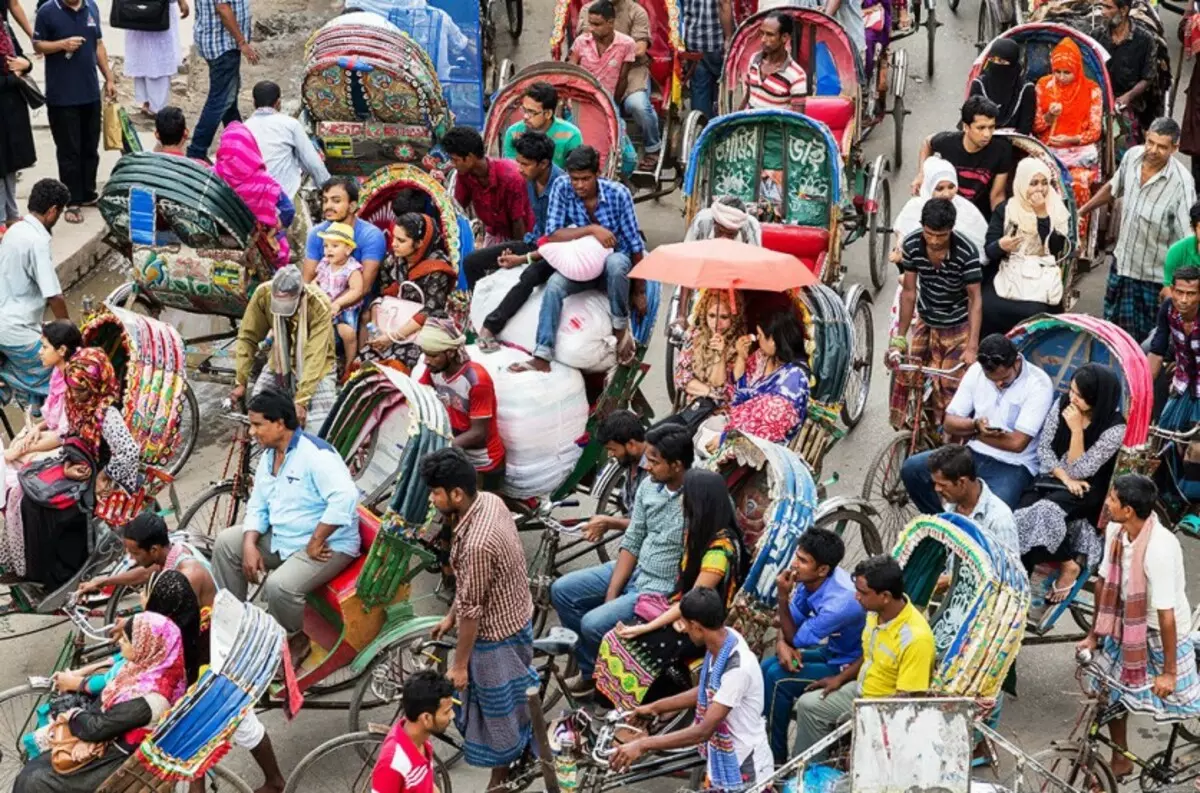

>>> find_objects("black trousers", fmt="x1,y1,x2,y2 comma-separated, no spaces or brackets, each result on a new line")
482,259,555,335
463,240,535,290
47,102,101,205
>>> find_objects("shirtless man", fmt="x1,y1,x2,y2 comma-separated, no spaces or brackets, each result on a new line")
78,512,215,608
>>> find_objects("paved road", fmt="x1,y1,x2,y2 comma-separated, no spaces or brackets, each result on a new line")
4,0,1199,789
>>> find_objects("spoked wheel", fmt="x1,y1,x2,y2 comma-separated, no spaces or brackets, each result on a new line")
861,431,925,551
976,0,998,51
841,288,873,429
665,287,681,406
891,94,906,172
103,583,145,624
177,480,246,557
676,110,707,189
925,2,937,78
283,729,452,793
814,507,884,570
590,464,631,564
505,0,522,38
183,766,255,792
1020,746,1117,793
160,380,200,477
0,683,50,789
867,176,892,291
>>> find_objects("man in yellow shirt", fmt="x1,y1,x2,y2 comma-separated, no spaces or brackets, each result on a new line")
791,555,936,757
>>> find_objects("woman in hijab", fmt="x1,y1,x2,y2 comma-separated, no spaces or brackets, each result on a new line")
1014,363,1126,599
360,212,457,372
14,612,187,793
969,39,1036,134
1034,37,1102,238
214,122,295,267
980,156,1072,336
20,348,142,590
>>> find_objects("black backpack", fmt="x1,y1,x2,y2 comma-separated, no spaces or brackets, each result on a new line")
109,0,169,32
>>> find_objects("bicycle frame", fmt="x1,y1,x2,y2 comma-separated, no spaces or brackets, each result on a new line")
890,357,965,454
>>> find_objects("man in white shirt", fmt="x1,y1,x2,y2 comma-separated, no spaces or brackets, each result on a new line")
244,81,331,199
903,333,1054,511
609,587,774,790
1078,474,1200,779
0,179,71,411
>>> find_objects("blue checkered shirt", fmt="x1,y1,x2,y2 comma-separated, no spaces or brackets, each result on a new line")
681,0,723,52
193,0,250,60
545,177,645,257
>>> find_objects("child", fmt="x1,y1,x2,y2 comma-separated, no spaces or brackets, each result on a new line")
315,223,366,378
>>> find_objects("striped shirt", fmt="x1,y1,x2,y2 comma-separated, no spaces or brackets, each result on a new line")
899,229,982,328
193,0,250,60
747,53,807,109
619,477,686,594
450,492,534,641
1110,146,1196,284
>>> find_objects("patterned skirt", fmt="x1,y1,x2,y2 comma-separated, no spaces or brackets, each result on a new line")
595,623,701,711
889,320,969,429
457,623,538,768
1085,632,1200,721
1103,269,1162,344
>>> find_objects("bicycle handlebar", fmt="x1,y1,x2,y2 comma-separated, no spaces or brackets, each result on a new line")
889,357,968,378
64,593,117,643
1076,650,1153,695
1149,424,1200,443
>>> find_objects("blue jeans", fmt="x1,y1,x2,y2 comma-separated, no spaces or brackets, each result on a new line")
690,50,723,118
188,49,242,159
549,561,638,678
533,252,631,360
901,447,1033,513
762,649,843,765
623,90,661,153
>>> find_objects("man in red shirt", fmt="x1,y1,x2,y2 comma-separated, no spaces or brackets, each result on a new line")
416,317,507,491
371,670,455,793
443,125,533,247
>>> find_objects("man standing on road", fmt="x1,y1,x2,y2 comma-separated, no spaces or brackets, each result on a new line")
33,0,116,225
913,96,1013,220
681,0,732,118
188,0,258,160
1082,117,1195,344
0,179,71,411
302,176,388,305
424,447,535,792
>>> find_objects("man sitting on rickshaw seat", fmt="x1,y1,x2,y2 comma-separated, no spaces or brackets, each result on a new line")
152,106,201,162
926,444,1019,556
508,145,646,374
302,177,389,305
674,196,762,331
745,13,807,112
1148,266,1200,492
212,388,361,669
229,266,339,432
791,555,935,759
582,410,648,543
902,334,1055,511
502,81,584,170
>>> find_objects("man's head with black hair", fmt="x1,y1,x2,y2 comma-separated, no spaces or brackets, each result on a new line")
155,106,188,148
521,82,559,134
678,586,727,646
1107,473,1157,522
977,333,1021,386
959,94,999,151
122,511,171,568
853,555,906,614
790,527,844,586
402,669,456,734
1173,266,1200,321
565,145,602,202
513,131,557,184
421,447,478,517
644,424,693,486
252,81,282,110
321,176,361,223
28,179,70,229
247,387,300,452
927,445,979,508
597,410,647,466
442,126,487,176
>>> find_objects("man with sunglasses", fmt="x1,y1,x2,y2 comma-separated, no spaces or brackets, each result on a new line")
901,333,1055,511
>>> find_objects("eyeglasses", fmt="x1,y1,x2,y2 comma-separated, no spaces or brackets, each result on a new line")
521,106,549,117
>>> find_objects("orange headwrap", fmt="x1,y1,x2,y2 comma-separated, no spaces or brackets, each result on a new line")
1037,38,1092,140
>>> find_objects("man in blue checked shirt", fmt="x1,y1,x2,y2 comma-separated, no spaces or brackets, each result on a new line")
188,0,258,159
212,388,360,666
760,527,865,764
508,144,647,373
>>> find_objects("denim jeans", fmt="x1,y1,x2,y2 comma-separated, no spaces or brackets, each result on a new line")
623,90,661,153
690,50,723,118
188,49,243,159
762,649,843,765
901,447,1033,512
533,252,632,360
549,561,638,678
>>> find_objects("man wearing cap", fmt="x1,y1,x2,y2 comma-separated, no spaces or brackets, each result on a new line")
229,265,339,431
675,195,762,329
417,317,506,490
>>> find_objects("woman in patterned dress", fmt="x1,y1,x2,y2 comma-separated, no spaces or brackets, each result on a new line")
672,289,744,409
594,469,748,711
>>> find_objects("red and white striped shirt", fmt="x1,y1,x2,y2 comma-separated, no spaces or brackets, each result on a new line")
372,721,437,793
746,52,807,109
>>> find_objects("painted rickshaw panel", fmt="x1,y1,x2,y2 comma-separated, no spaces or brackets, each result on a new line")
357,163,470,271
481,62,624,178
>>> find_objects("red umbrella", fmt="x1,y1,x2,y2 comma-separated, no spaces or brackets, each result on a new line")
628,238,818,291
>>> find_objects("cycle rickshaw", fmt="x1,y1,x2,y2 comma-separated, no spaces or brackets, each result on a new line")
548,0,706,201
678,109,876,440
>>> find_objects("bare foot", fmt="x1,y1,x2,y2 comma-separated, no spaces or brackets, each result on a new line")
1110,754,1134,780
1047,560,1082,603
508,357,551,373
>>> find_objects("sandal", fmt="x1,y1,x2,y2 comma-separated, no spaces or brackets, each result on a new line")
63,206,84,224
476,331,501,353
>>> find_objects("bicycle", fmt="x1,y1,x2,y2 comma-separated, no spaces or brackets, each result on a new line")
860,356,965,548
1027,650,1200,793
1147,423,1200,541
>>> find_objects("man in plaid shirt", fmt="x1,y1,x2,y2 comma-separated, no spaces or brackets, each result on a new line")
188,0,259,159
508,145,648,374
682,0,732,117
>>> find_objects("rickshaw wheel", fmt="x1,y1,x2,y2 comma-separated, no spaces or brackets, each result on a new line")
0,683,48,789
841,289,874,429
891,94,906,172
188,766,254,792
861,431,924,550
284,730,452,793
925,3,937,79
177,480,245,558
505,0,522,38
867,177,892,291
814,508,884,567
975,0,998,51
1067,583,1094,634
159,380,200,478
1178,716,1200,744
1025,747,1117,793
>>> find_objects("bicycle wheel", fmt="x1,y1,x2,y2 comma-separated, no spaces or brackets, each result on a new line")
860,431,923,550
0,683,51,789
284,730,452,793
104,583,145,623
1020,745,1117,793
505,0,522,38
841,287,874,429
814,508,884,569
178,480,245,557
160,381,201,478
186,765,255,792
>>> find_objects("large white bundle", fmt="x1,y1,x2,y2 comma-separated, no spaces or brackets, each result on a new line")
468,265,616,373
467,345,588,498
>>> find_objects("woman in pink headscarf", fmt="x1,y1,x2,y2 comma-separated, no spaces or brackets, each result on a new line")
214,122,295,266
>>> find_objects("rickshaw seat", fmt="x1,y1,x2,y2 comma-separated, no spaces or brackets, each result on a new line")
800,96,854,153
315,506,379,613
760,224,829,275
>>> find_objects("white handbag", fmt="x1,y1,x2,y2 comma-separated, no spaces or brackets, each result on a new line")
994,251,1063,305
374,281,426,342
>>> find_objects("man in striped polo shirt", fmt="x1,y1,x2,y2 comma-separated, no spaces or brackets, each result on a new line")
745,12,806,110
890,197,983,425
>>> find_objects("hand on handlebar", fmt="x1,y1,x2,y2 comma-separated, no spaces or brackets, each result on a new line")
76,578,102,596
609,737,647,772
52,671,84,693
431,612,456,641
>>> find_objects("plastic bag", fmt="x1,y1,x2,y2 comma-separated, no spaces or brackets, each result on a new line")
103,102,123,151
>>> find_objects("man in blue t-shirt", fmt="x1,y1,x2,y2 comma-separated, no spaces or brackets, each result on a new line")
33,0,117,224
302,176,388,305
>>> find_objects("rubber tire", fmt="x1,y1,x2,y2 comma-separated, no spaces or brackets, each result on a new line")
283,731,452,793
976,0,997,52
949,0,960,14
860,431,924,551
891,93,905,172
505,0,522,38
103,583,144,624
814,508,884,563
867,176,891,291
925,3,937,78
0,683,50,789
194,766,255,792
665,334,678,407
177,480,244,557
841,292,874,429
1028,746,1117,793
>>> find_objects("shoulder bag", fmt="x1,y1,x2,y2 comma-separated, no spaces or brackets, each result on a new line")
48,712,106,775
18,437,95,510
16,73,45,109
994,251,1063,305
109,0,170,31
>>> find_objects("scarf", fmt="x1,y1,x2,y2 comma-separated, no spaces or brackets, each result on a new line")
0,20,15,74
1093,516,1155,687
892,159,988,254
402,213,457,282
695,629,742,790
1168,301,1200,397
270,286,311,394
1051,363,1124,454
146,569,202,684
416,315,466,354
976,39,1026,127
1004,157,1072,243
64,347,120,457
1035,38,1094,140
709,199,749,232
215,122,290,262
102,612,187,711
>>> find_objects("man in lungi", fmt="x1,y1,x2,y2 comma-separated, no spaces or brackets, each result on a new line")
425,447,536,789
1081,117,1195,343
1077,474,1200,780
0,179,72,412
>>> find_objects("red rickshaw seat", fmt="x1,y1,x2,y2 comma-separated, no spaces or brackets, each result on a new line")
760,224,829,274
800,96,854,154
315,506,379,613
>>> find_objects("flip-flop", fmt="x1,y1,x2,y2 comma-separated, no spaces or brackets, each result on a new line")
63,207,84,224
1046,581,1077,603
477,333,501,353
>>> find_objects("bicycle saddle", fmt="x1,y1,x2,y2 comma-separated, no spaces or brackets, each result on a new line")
533,626,579,657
